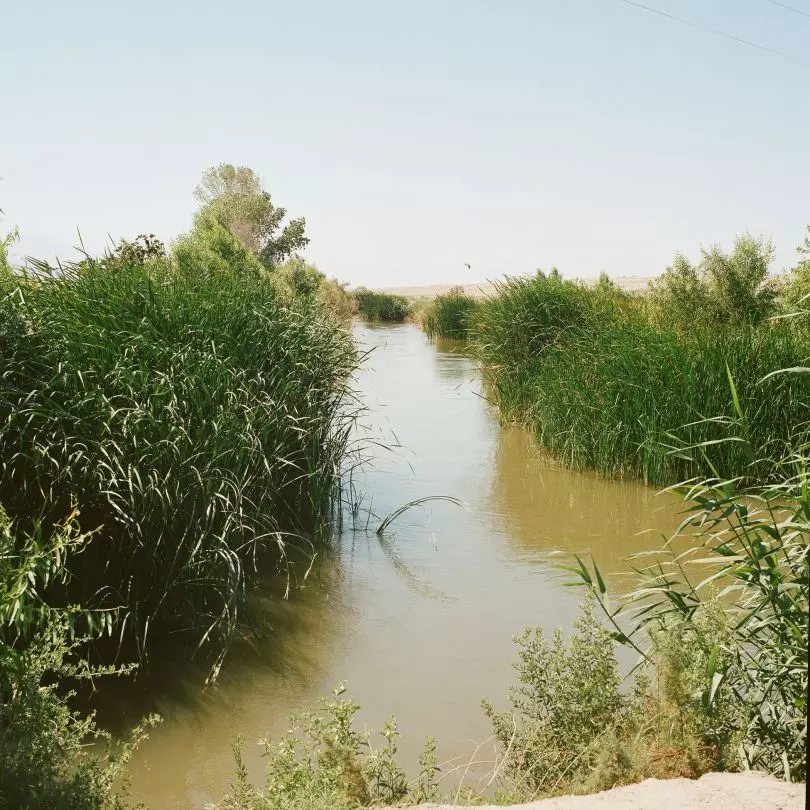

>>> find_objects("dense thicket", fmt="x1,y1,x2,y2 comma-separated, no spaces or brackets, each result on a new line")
0,248,357,666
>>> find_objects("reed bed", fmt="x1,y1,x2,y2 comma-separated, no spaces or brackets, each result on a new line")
473,274,809,484
0,255,358,666
352,288,411,322
422,288,480,339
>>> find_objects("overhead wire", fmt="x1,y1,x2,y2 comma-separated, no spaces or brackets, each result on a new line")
617,0,810,66
767,0,810,20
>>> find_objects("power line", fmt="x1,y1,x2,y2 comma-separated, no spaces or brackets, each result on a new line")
767,0,810,19
618,0,809,65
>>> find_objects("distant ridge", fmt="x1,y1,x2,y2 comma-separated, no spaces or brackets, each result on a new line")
375,277,654,299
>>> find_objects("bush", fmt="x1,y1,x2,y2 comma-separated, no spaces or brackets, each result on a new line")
780,226,810,315
648,234,779,330
422,287,480,339
483,598,747,801
353,288,411,322
0,506,156,810
274,257,357,323
212,684,440,810
483,601,625,797
0,254,358,669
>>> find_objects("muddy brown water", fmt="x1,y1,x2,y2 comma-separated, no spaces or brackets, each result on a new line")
112,322,682,808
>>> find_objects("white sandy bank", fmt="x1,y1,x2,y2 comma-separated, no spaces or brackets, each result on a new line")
408,772,804,810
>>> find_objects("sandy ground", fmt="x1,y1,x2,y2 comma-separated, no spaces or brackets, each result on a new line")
378,277,654,299
411,772,804,810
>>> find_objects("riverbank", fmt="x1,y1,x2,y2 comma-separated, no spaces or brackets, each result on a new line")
398,772,804,810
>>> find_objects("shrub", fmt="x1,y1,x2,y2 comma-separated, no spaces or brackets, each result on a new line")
173,210,265,281
483,601,625,797
571,371,809,783
0,506,156,810
212,684,440,810
483,598,748,801
0,254,358,670
648,234,778,330
780,226,810,314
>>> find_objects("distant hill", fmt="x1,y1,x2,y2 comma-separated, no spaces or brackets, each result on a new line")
375,276,654,299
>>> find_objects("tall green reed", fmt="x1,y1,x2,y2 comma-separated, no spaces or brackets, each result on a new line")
569,367,809,781
422,287,480,339
353,288,411,322
474,273,809,484
0,255,359,671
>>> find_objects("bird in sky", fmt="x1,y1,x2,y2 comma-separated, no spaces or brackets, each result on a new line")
464,262,471,271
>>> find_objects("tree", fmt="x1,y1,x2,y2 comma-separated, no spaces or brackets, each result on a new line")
192,164,309,269
173,209,264,280
0,212,18,278
649,235,778,329
780,225,810,313
701,235,777,323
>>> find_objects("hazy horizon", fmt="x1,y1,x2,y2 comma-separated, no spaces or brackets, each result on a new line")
3,0,808,286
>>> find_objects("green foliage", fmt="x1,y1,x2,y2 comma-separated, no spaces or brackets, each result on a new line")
474,264,809,484
212,684,440,810
780,226,810,314
193,163,309,270
173,209,266,280
275,255,325,297
648,235,778,329
316,277,358,323
0,253,358,671
269,257,356,322
570,380,809,783
109,234,166,267
0,220,19,278
0,507,156,810
353,288,411,322
485,600,751,801
0,630,150,810
484,601,625,797
422,287,480,339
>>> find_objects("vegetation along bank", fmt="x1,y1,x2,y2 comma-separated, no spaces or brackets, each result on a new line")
423,231,810,485
0,171,806,809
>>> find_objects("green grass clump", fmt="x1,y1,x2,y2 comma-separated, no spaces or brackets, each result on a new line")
474,272,809,484
353,288,411,322
422,287,480,339
0,254,358,667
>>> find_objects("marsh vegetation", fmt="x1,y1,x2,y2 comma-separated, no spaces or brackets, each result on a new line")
0,184,806,808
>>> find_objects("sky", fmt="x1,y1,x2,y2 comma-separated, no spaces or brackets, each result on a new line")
2,0,808,287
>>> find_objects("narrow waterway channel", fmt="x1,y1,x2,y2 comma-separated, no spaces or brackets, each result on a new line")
118,322,681,808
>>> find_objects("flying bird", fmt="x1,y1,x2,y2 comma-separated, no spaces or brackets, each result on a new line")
464,263,471,270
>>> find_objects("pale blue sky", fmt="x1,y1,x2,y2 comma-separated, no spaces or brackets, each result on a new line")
2,0,808,286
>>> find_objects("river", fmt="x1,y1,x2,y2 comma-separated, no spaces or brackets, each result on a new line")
114,322,681,808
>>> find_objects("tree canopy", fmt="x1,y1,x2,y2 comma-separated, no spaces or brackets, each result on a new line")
192,163,309,269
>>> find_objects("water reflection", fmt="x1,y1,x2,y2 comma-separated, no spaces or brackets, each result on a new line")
489,426,679,574
121,324,684,809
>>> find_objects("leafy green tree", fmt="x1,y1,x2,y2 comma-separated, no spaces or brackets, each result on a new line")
781,225,810,313
193,164,309,269
649,235,778,328
701,235,777,323
173,209,265,279
0,206,18,278
276,255,324,296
